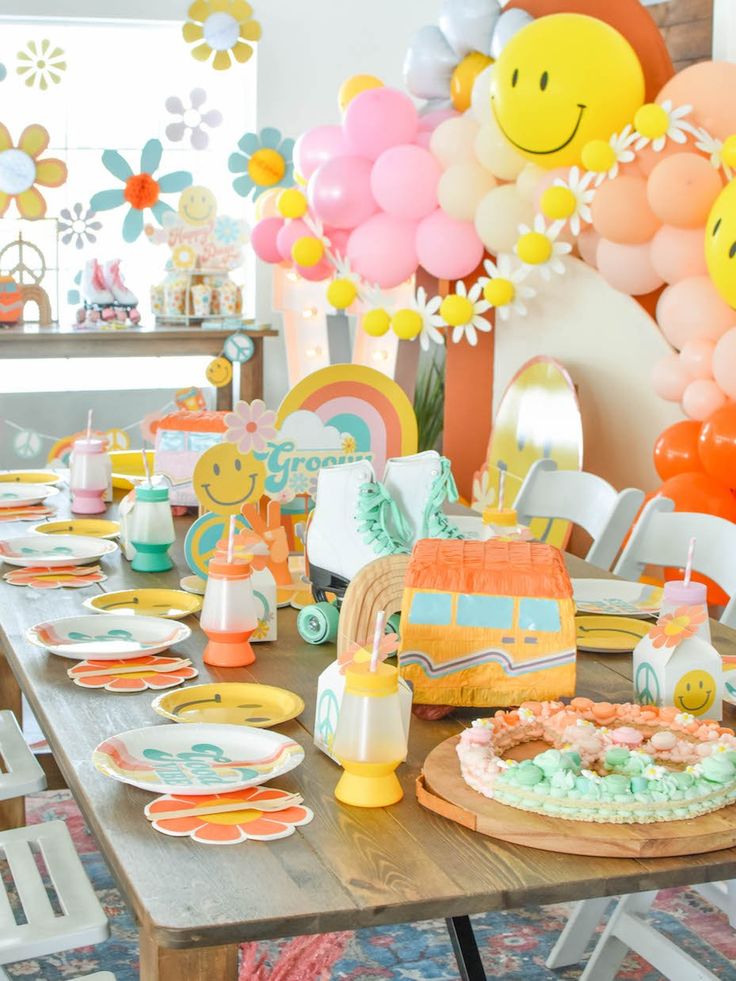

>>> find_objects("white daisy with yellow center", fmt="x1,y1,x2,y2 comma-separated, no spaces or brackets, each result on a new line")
390,286,445,348
478,254,535,322
438,281,490,347
694,128,735,181
514,216,571,282
634,100,693,153
581,124,637,186
541,166,595,237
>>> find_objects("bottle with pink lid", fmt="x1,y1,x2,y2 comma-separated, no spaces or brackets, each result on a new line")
69,437,109,515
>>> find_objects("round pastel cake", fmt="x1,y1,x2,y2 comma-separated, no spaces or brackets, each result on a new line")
456,699,736,824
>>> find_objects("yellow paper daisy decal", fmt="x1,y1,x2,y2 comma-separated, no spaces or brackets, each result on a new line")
16,39,67,90
0,123,67,219
183,0,262,71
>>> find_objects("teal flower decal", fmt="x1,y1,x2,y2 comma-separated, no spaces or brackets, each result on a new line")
90,139,192,242
228,127,294,200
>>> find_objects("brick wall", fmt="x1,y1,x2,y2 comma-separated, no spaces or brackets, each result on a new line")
647,0,713,70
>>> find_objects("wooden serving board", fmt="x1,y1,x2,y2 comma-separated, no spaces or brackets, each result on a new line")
419,734,736,858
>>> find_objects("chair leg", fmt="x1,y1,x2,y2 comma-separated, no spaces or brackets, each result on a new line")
445,916,487,981
545,896,611,968
580,893,658,981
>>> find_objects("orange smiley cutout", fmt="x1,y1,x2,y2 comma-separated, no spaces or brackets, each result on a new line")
192,442,266,516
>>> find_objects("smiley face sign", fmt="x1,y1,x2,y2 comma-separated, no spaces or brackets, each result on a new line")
178,186,218,226
673,669,717,716
206,357,233,389
192,442,266,516
491,13,645,168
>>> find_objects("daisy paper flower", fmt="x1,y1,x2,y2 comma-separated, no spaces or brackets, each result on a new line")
439,281,490,347
251,616,272,641
16,39,66,90
224,398,278,454
58,203,102,250
165,88,223,150
172,243,197,270
327,256,363,310
90,139,193,243
694,128,734,181
514,216,571,281
0,123,67,219
229,128,295,200
634,100,693,153
339,633,399,673
182,0,262,71
582,125,637,186
650,605,706,649
545,167,595,237
478,254,535,322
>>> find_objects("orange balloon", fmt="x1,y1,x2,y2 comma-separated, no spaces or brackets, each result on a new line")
591,175,660,244
646,153,723,228
658,61,736,141
657,470,736,522
653,420,703,481
698,403,736,486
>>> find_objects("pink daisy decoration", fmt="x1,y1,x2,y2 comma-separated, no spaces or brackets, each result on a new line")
224,398,278,454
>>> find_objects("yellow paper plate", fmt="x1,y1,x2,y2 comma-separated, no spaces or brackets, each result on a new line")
84,589,202,619
109,450,155,490
34,519,120,540
180,575,206,595
576,615,650,654
152,682,305,728
0,470,61,485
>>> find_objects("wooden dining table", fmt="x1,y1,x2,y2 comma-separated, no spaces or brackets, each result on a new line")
1,488,736,981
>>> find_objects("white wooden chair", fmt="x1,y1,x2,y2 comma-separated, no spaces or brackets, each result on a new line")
513,459,645,570
0,710,113,980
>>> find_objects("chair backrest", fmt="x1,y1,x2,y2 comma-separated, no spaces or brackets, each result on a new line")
0,711,45,802
513,459,645,570
615,496,736,626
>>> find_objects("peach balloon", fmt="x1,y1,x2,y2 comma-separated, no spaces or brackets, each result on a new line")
658,61,736,140
429,115,479,168
681,379,727,421
577,227,600,267
652,353,691,401
438,163,496,222
656,276,736,348
596,239,664,295
591,176,660,245
646,153,723,228
679,338,715,380
712,327,736,399
650,225,708,283
635,138,692,177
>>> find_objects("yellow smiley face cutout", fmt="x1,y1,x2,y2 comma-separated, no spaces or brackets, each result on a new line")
206,357,233,388
192,443,266,516
673,669,716,716
491,13,645,168
178,186,217,226
705,180,736,308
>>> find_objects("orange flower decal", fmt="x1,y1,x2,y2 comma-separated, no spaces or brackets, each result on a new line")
339,633,399,673
145,786,312,845
0,123,67,219
4,564,105,588
650,605,707,649
68,655,198,692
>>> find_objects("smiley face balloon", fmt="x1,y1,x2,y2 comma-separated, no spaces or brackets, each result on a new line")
491,13,645,168
705,180,736,308
193,442,266,516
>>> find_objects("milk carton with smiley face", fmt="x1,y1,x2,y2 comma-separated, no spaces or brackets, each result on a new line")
633,631,723,721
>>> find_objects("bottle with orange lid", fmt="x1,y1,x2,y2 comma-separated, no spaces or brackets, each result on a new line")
200,552,259,667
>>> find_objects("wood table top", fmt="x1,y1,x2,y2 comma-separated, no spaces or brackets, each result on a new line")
2,494,736,950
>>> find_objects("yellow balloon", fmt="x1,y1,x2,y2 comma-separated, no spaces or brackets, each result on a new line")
391,309,423,340
338,74,383,112
363,309,391,337
278,188,308,219
705,180,736,308
439,295,473,328
490,13,645,169
541,185,576,221
451,52,493,113
327,278,358,310
291,236,324,267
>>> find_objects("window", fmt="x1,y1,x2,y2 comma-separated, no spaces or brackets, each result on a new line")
408,592,452,627
519,599,561,632
456,595,514,630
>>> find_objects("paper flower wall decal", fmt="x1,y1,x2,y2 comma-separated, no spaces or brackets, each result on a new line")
183,0,262,71
0,123,67,219
165,88,223,150
58,203,102,250
16,39,67,90
229,128,294,200
89,139,192,243
0,65,6,83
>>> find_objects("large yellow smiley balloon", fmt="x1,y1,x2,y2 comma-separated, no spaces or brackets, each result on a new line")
673,669,716,716
178,185,217,226
705,180,736,308
192,443,266,516
491,13,645,168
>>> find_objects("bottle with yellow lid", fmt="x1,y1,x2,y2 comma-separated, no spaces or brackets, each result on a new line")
480,506,533,542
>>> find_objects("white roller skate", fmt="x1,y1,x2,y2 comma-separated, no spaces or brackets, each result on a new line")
80,258,116,326
103,259,141,324
382,450,463,547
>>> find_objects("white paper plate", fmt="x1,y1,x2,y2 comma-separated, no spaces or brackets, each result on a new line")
572,579,663,617
0,534,117,567
26,614,190,660
0,485,59,508
92,723,304,794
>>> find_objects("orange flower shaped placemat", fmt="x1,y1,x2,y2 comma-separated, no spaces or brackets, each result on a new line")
145,786,313,845
0,504,56,522
4,564,106,588
67,655,198,692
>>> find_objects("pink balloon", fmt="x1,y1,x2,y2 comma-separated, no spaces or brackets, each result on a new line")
650,225,709,284
713,327,736,399
416,209,484,280
308,156,377,230
371,145,441,220
346,213,419,289
652,353,691,401
656,276,736,349
295,257,332,282
680,338,715,380
344,88,418,161
415,131,432,149
596,239,664,296
325,227,350,257
682,379,727,421
418,108,458,132
275,219,311,262
577,227,600,267
251,217,284,264
293,125,348,180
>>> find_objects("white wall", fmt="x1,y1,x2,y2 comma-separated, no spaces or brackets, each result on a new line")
713,0,736,60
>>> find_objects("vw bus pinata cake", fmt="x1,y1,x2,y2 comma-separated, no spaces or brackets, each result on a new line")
398,539,576,708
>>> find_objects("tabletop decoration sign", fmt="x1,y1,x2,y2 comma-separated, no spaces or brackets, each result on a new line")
67,655,198,693
4,564,106,589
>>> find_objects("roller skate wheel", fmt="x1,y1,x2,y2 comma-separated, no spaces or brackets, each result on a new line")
297,601,339,645
386,612,401,636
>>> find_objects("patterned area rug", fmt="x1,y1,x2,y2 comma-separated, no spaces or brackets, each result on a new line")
3,791,736,980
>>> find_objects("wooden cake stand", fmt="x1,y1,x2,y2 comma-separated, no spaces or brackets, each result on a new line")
419,734,736,858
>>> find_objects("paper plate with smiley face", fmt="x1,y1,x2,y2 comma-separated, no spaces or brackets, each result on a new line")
192,442,266,516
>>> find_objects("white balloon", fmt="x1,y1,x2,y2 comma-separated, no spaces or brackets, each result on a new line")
475,184,534,254
438,162,497,221
439,0,502,58
430,114,480,167
475,117,526,180
515,163,545,202
403,25,456,101
470,64,494,126
490,8,535,59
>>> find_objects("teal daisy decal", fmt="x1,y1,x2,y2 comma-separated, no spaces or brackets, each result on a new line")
228,127,294,200
90,139,193,242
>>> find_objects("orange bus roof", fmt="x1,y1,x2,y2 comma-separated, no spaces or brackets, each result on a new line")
404,539,573,599
151,410,228,434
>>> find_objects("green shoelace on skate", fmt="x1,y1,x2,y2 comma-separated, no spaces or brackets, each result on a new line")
356,481,411,555
424,458,463,539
